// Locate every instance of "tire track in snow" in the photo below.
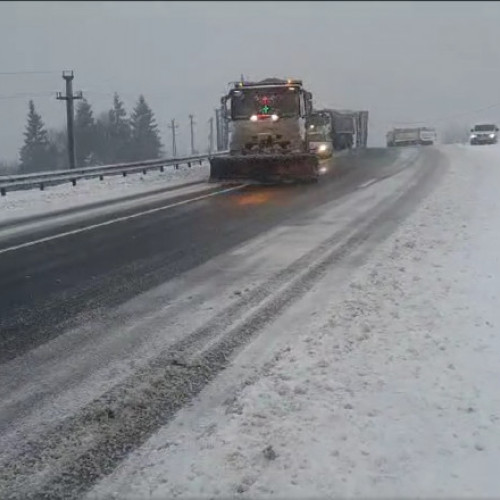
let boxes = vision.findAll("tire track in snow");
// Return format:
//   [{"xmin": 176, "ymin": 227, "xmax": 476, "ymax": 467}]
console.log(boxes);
[{"xmin": 0, "ymin": 149, "xmax": 445, "ymax": 500}]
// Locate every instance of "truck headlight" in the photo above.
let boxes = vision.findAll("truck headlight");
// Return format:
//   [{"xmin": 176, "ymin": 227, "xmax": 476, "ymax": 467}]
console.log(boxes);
[
  {"xmin": 470, "ymin": 134, "xmax": 477, "ymax": 139},
  {"xmin": 250, "ymin": 115, "xmax": 258, "ymax": 122},
  {"xmin": 490, "ymin": 133, "xmax": 496, "ymax": 138},
  {"xmin": 318, "ymin": 144, "xmax": 328, "ymax": 152}
]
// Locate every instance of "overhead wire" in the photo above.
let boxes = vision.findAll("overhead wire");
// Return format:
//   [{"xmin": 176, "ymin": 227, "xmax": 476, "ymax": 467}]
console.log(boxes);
[
  {"xmin": 0, "ymin": 70, "xmax": 60, "ymax": 76},
  {"xmin": 389, "ymin": 102, "xmax": 500, "ymax": 127},
  {"xmin": 0, "ymin": 91, "xmax": 56, "ymax": 100}
]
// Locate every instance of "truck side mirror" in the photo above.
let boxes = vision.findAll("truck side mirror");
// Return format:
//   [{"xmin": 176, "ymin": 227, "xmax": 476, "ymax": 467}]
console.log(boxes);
[
  {"xmin": 496, "ymin": 127, "xmax": 499, "ymax": 132},
  {"xmin": 470, "ymin": 129, "xmax": 474, "ymax": 133}
]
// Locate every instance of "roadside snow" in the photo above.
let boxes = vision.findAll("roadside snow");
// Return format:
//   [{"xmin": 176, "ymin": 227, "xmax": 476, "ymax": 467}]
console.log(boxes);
[
  {"xmin": 91, "ymin": 144, "xmax": 500, "ymax": 498},
  {"xmin": 0, "ymin": 162, "xmax": 209, "ymax": 224}
]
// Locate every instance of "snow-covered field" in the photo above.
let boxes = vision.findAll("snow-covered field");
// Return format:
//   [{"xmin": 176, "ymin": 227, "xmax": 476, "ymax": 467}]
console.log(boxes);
[
  {"xmin": 88, "ymin": 144, "xmax": 500, "ymax": 499},
  {"xmin": 0, "ymin": 162, "xmax": 209, "ymax": 224}
]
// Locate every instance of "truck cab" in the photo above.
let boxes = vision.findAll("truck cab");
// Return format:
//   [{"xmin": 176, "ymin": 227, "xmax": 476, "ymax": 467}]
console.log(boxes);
[
  {"xmin": 210, "ymin": 78, "xmax": 319, "ymax": 183},
  {"xmin": 470, "ymin": 124, "xmax": 499, "ymax": 145},
  {"xmin": 306, "ymin": 111, "xmax": 333, "ymax": 158},
  {"xmin": 222, "ymin": 78, "xmax": 313, "ymax": 155}
]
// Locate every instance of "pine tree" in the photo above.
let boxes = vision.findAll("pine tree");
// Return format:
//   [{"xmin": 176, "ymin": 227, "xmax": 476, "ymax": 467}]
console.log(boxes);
[
  {"xmin": 108, "ymin": 92, "xmax": 131, "ymax": 163},
  {"xmin": 19, "ymin": 100, "xmax": 54, "ymax": 173},
  {"xmin": 129, "ymin": 95, "xmax": 163, "ymax": 161},
  {"xmin": 47, "ymin": 128, "xmax": 68, "ymax": 170},
  {"xmin": 75, "ymin": 98, "xmax": 97, "ymax": 167},
  {"xmin": 93, "ymin": 111, "xmax": 111, "ymax": 164}
]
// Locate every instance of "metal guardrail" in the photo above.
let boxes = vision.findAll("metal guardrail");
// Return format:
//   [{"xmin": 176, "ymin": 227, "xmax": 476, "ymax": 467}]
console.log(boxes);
[{"xmin": 0, "ymin": 152, "xmax": 228, "ymax": 196}]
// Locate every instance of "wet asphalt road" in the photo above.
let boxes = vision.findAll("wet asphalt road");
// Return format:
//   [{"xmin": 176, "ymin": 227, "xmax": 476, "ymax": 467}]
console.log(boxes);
[{"xmin": 0, "ymin": 148, "xmax": 406, "ymax": 364}]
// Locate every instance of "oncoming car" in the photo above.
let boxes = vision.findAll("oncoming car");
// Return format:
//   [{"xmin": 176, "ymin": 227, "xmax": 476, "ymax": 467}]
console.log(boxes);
[{"xmin": 470, "ymin": 123, "xmax": 499, "ymax": 145}]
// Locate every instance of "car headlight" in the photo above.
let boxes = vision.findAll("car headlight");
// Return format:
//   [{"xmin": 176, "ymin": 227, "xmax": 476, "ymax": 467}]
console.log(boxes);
[
  {"xmin": 490, "ymin": 133, "xmax": 496, "ymax": 138},
  {"xmin": 470, "ymin": 134, "xmax": 477, "ymax": 138},
  {"xmin": 318, "ymin": 144, "xmax": 328, "ymax": 152}
]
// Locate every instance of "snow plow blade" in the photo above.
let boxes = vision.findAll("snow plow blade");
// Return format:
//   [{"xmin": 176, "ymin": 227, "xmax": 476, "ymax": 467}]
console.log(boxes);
[{"xmin": 209, "ymin": 154, "xmax": 319, "ymax": 184}]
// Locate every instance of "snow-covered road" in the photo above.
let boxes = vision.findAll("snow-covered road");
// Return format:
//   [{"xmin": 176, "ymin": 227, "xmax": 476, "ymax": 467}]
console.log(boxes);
[
  {"xmin": 0, "ymin": 162, "xmax": 209, "ymax": 224},
  {"xmin": 88, "ymin": 144, "xmax": 500, "ymax": 499}
]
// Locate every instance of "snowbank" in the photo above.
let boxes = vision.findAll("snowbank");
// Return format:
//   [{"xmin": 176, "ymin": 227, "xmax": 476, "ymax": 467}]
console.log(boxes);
[
  {"xmin": 90, "ymin": 144, "xmax": 500, "ymax": 498},
  {"xmin": 0, "ymin": 162, "xmax": 209, "ymax": 224}
]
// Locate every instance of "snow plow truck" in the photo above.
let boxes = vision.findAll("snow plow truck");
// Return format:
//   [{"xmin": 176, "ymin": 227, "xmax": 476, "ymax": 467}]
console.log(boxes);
[{"xmin": 209, "ymin": 78, "xmax": 319, "ymax": 184}]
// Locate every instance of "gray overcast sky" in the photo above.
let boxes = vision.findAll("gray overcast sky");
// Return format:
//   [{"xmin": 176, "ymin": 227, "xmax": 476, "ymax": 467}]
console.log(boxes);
[{"xmin": 1, "ymin": 1, "xmax": 500, "ymax": 161}]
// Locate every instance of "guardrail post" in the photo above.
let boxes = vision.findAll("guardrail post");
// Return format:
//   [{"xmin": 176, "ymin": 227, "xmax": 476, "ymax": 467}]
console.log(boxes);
[
  {"xmin": 142, "ymin": 169, "xmax": 147, "ymax": 175},
  {"xmin": 99, "ymin": 175, "xmax": 104, "ymax": 181},
  {"xmin": 122, "ymin": 171, "xmax": 127, "ymax": 177},
  {"xmin": 160, "ymin": 165, "xmax": 164, "ymax": 172},
  {"xmin": 71, "ymin": 179, "xmax": 76, "ymax": 186},
  {"xmin": 1, "ymin": 187, "xmax": 5, "ymax": 196},
  {"xmin": 187, "ymin": 162, "xmax": 192, "ymax": 168},
  {"xmin": 175, "ymin": 164, "xmax": 179, "ymax": 170},
  {"xmin": 199, "ymin": 160, "xmax": 203, "ymax": 165},
  {"xmin": 40, "ymin": 183, "xmax": 44, "ymax": 191}
]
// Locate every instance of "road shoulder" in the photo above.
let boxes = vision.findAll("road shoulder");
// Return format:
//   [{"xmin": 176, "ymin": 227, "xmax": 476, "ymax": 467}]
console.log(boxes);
[{"xmin": 86, "ymin": 146, "xmax": 500, "ymax": 499}]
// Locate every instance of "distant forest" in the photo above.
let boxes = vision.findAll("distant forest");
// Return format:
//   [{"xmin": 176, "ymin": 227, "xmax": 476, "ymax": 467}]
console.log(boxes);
[{"xmin": 4, "ymin": 93, "xmax": 164, "ymax": 174}]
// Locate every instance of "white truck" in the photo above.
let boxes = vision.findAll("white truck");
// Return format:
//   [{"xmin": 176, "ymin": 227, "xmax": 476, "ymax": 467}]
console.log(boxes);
[
  {"xmin": 386, "ymin": 127, "xmax": 436, "ymax": 147},
  {"xmin": 307, "ymin": 109, "xmax": 369, "ymax": 158}
]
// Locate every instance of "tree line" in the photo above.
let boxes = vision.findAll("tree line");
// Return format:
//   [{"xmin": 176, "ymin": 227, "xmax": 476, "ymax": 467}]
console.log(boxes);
[{"xmin": 18, "ymin": 93, "xmax": 164, "ymax": 173}]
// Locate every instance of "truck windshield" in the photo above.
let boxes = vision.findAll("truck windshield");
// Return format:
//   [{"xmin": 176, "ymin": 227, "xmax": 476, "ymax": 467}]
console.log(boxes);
[
  {"xmin": 474, "ymin": 124, "xmax": 496, "ymax": 131},
  {"xmin": 230, "ymin": 87, "xmax": 300, "ymax": 120},
  {"xmin": 308, "ymin": 132, "xmax": 329, "ymax": 142},
  {"xmin": 308, "ymin": 115, "xmax": 330, "ymax": 128}
]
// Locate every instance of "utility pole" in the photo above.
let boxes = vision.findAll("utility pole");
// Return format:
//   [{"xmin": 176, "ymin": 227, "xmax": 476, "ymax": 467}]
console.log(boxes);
[
  {"xmin": 215, "ymin": 108, "xmax": 229, "ymax": 151},
  {"xmin": 168, "ymin": 118, "xmax": 179, "ymax": 157},
  {"xmin": 215, "ymin": 109, "xmax": 221, "ymax": 151},
  {"xmin": 188, "ymin": 114, "xmax": 196, "ymax": 155},
  {"xmin": 208, "ymin": 116, "xmax": 214, "ymax": 154},
  {"xmin": 56, "ymin": 70, "xmax": 82, "ymax": 169}
]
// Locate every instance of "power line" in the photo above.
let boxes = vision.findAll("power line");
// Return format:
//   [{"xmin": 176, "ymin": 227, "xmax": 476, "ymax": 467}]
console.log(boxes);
[
  {"xmin": 389, "ymin": 102, "xmax": 500, "ymax": 128},
  {"xmin": 0, "ymin": 91, "xmax": 55, "ymax": 100},
  {"xmin": 433, "ymin": 102, "xmax": 500, "ymax": 123},
  {"xmin": 0, "ymin": 70, "xmax": 59, "ymax": 76}
]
